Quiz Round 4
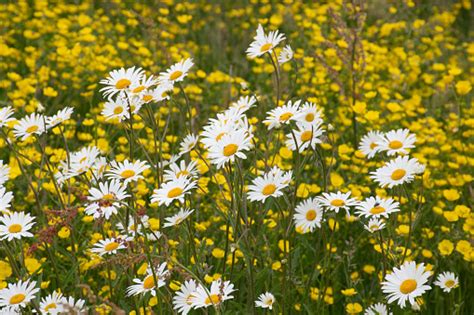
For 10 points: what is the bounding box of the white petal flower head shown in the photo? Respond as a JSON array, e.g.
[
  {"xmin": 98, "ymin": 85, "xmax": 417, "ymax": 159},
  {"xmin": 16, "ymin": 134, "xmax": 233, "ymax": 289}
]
[
  {"xmin": 0, "ymin": 279, "xmax": 39, "ymax": 310},
  {"xmin": 159, "ymin": 58, "xmax": 194, "ymax": 84},
  {"xmin": 149, "ymin": 81, "xmax": 174, "ymax": 103},
  {"xmin": 151, "ymin": 176, "xmax": 197, "ymax": 206},
  {"xmin": 13, "ymin": 113, "xmax": 47, "ymax": 141},
  {"xmin": 364, "ymin": 303, "xmax": 392, "ymax": 315},
  {"xmin": 355, "ymin": 196, "xmax": 400, "ymax": 219},
  {"xmin": 129, "ymin": 74, "xmax": 159, "ymax": 96},
  {"xmin": 100, "ymin": 66, "xmax": 144, "ymax": 98},
  {"xmin": 91, "ymin": 236, "xmax": 128, "ymax": 256},
  {"xmin": 359, "ymin": 131, "xmax": 385, "ymax": 159},
  {"xmin": 191, "ymin": 279, "xmax": 235, "ymax": 309},
  {"xmin": 107, "ymin": 159, "xmax": 150, "ymax": 184},
  {"xmin": 370, "ymin": 156, "xmax": 425, "ymax": 188},
  {"xmin": 179, "ymin": 134, "xmax": 199, "ymax": 155},
  {"xmin": 59, "ymin": 296, "xmax": 86, "ymax": 314},
  {"xmin": 317, "ymin": 191, "xmax": 359, "ymax": 215},
  {"xmin": 363, "ymin": 217, "xmax": 386, "ymax": 233},
  {"xmin": 0, "ymin": 160, "xmax": 10, "ymax": 186},
  {"xmin": 85, "ymin": 180, "xmax": 130, "ymax": 219},
  {"xmin": 126, "ymin": 262, "xmax": 169, "ymax": 297},
  {"xmin": 294, "ymin": 101, "xmax": 323, "ymax": 128},
  {"xmin": 46, "ymin": 107, "xmax": 74, "ymax": 128},
  {"xmin": 255, "ymin": 292, "xmax": 276, "ymax": 310},
  {"xmin": 434, "ymin": 271, "xmax": 459, "ymax": 293},
  {"xmin": 173, "ymin": 279, "xmax": 198, "ymax": 315},
  {"xmin": 230, "ymin": 95, "xmax": 257, "ymax": 113},
  {"xmin": 377, "ymin": 128, "xmax": 416, "ymax": 156},
  {"xmin": 163, "ymin": 160, "xmax": 199, "ymax": 181},
  {"xmin": 381, "ymin": 261, "xmax": 431, "ymax": 308},
  {"xmin": 0, "ymin": 212, "xmax": 35, "ymax": 241},
  {"xmin": 0, "ymin": 106, "xmax": 15, "ymax": 128},
  {"xmin": 0, "ymin": 187, "xmax": 13, "ymax": 214},
  {"xmin": 39, "ymin": 291, "xmax": 64, "ymax": 314},
  {"xmin": 208, "ymin": 128, "xmax": 252, "ymax": 169},
  {"xmin": 163, "ymin": 208, "xmax": 194, "ymax": 228},
  {"xmin": 246, "ymin": 24, "xmax": 286, "ymax": 58},
  {"xmin": 247, "ymin": 166, "xmax": 292, "ymax": 203},
  {"xmin": 101, "ymin": 97, "xmax": 130, "ymax": 122},
  {"xmin": 285, "ymin": 123, "xmax": 325, "ymax": 153},
  {"xmin": 293, "ymin": 198, "xmax": 324, "ymax": 233},
  {"xmin": 278, "ymin": 45, "xmax": 293, "ymax": 64},
  {"xmin": 263, "ymin": 100, "xmax": 301, "ymax": 130}
]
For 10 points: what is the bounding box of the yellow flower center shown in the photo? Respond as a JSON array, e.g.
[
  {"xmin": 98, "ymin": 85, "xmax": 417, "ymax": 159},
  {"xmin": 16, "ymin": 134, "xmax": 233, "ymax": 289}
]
[
  {"xmin": 104, "ymin": 242, "xmax": 119, "ymax": 252},
  {"xmin": 306, "ymin": 209, "xmax": 317, "ymax": 221},
  {"xmin": 388, "ymin": 140, "xmax": 403, "ymax": 150},
  {"xmin": 113, "ymin": 106, "xmax": 124, "ymax": 115},
  {"xmin": 143, "ymin": 94, "xmax": 153, "ymax": 102},
  {"xmin": 300, "ymin": 131, "xmax": 312, "ymax": 142},
  {"xmin": 391, "ymin": 169, "xmax": 406, "ymax": 180},
  {"xmin": 9, "ymin": 293, "xmax": 26, "ymax": 305},
  {"xmin": 370, "ymin": 206, "xmax": 385, "ymax": 215},
  {"xmin": 205, "ymin": 294, "xmax": 221, "ymax": 305},
  {"xmin": 330, "ymin": 199, "xmax": 345, "ymax": 207},
  {"xmin": 44, "ymin": 303, "xmax": 57, "ymax": 311},
  {"xmin": 102, "ymin": 193, "xmax": 114, "ymax": 200},
  {"xmin": 8, "ymin": 224, "xmax": 22, "ymax": 233},
  {"xmin": 279, "ymin": 112, "xmax": 293, "ymax": 122},
  {"xmin": 132, "ymin": 85, "xmax": 145, "ymax": 93},
  {"xmin": 167, "ymin": 187, "xmax": 183, "ymax": 198},
  {"xmin": 186, "ymin": 294, "xmax": 195, "ymax": 305},
  {"xmin": 400, "ymin": 279, "xmax": 417, "ymax": 294},
  {"xmin": 176, "ymin": 170, "xmax": 189, "ymax": 178},
  {"xmin": 305, "ymin": 113, "xmax": 315, "ymax": 122},
  {"xmin": 115, "ymin": 78, "xmax": 131, "ymax": 90},
  {"xmin": 26, "ymin": 125, "xmax": 39, "ymax": 133},
  {"xmin": 262, "ymin": 184, "xmax": 276, "ymax": 196},
  {"xmin": 120, "ymin": 170, "xmax": 136, "ymax": 179},
  {"xmin": 369, "ymin": 224, "xmax": 379, "ymax": 230},
  {"xmin": 215, "ymin": 132, "xmax": 226, "ymax": 141},
  {"xmin": 445, "ymin": 280, "xmax": 455, "ymax": 288},
  {"xmin": 223, "ymin": 144, "xmax": 238, "ymax": 157},
  {"xmin": 370, "ymin": 142, "xmax": 377, "ymax": 149},
  {"xmin": 143, "ymin": 275, "xmax": 155, "ymax": 290},
  {"xmin": 169, "ymin": 71, "xmax": 183, "ymax": 81},
  {"xmin": 260, "ymin": 43, "xmax": 272, "ymax": 52}
]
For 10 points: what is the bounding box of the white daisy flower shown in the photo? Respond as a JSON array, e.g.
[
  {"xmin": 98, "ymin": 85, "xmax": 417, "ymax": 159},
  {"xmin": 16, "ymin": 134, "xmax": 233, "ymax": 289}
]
[
  {"xmin": 370, "ymin": 156, "xmax": 425, "ymax": 188},
  {"xmin": 359, "ymin": 131, "xmax": 384, "ymax": 159},
  {"xmin": 247, "ymin": 166, "xmax": 292, "ymax": 203},
  {"xmin": 107, "ymin": 159, "xmax": 150, "ymax": 184},
  {"xmin": 381, "ymin": 261, "xmax": 431, "ymax": 308},
  {"xmin": 91, "ymin": 236, "xmax": 128, "ymax": 256},
  {"xmin": 230, "ymin": 95, "xmax": 257, "ymax": 112},
  {"xmin": 56, "ymin": 146, "xmax": 102, "ymax": 183},
  {"xmin": 434, "ymin": 272, "xmax": 459, "ymax": 293},
  {"xmin": 126, "ymin": 262, "xmax": 169, "ymax": 297},
  {"xmin": 294, "ymin": 101, "xmax": 323, "ymax": 128},
  {"xmin": 355, "ymin": 196, "xmax": 400, "ymax": 218},
  {"xmin": 255, "ymin": 292, "xmax": 276, "ymax": 310},
  {"xmin": 0, "ymin": 212, "xmax": 35, "ymax": 241},
  {"xmin": 285, "ymin": 123, "xmax": 324, "ymax": 153},
  {"xmin": 191, "ymin": 279, "xmax": 235, "ymax": 309},
  {"xmin": 101, "ymin": 97, "xmax": 130, "ymax": 122},
  {"xmin": 364, "ymin": 302, "xmax": 392, "ymax": 315},
  {"xmin": 149, "ymin": 81, "xmax": 174, "ymax": 103},
  {"xmin": 84, "ymin": 180, "xmax": 130, "ymax": 219},
  {"xmin": 91, "ymin": 157, "xmax": 108, "ymax": 183},
  {"xmin": 293, "ymin": 198, "xmax": 323, "ymax": 233},
  {"xmin": 0, "ymin": 106, "xmax": 15, "ymax": 128},
  {"xmin": 59, "ymin": 296, "xmax": 86, "ymax": 314},
  {"xmin": 39, "ymin": 291, "xmax": 64, "ymax": 314},
  {"xmin": 0, "ymin": 279, "xmax": 39, "ymax": 310},
  {"xmin": 263, "ymin": 100, "xmax": 301, "ymax": 130},
  {"xmin": 179, "ymin": 134, "xmax": 199, "ymax": 155},
  {"xmin": 0, "ymin": 187, "xmax": 13, "ymax": 214},
  {"xmin": 46, "ymin": 107, "xmax": 74, "ymax": 128},
  {"xmin": 363, "ymin": 217, "xmax": 386, "ymax": 233},
  {"xmin": 100, "ymin": 66, "xmax": 144, "ymax": 98},
  {"xmin": 13, "ymin": 113, "xmax": 47, "ymax": 140},
  {"xmin": 246, "ymin": 24, "xmax": 286, "ymax": 59},
  {"xmin": 151, "ymin": 176, "xmax": 197, "ymax": 206},
  {"xmin": 208, "ymin": 128, "xmax": 252, "ymax": 169},
  {"xmin": 129, "ymin": 74, "xmax": 159, "ymax": 95},
  {"xmin": 159, "ymin": 58, "xmax": 194, "ymax": 84},
  {"xmin": 163, "ymin": 208, "xmax": 194, "ymax": 228},
  {"xmin": 377, "ymin": 128, "xmax": 416, "ymax": 156},
  {"xmin": 317, "ymin": 191, "xmax": 359, "ymax": 216},
  {"xmin": 164, "ymin": 160, "xmax": 199, "ymax": 181},
  {"xmin": 0, "ymin": 306, "xmax": 20, "ymax": 314},
  {"xmin": 0, "ymin": 160, "xmax": 10, "ymax": 186},
  {"xmin": 173, "ymin": 279, "xmax": 198, "ymax": 315},
  {"xmin": 278, "ymin": 45, "xmax": 293, "ymax": 64}
]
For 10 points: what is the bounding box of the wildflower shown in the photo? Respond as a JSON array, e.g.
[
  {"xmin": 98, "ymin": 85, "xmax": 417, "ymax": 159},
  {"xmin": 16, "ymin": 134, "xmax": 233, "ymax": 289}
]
[
  {"xmin": 363, "ymin": 218, "xmax": 386, "ymax": 233},
  {"xmin": 164, "ymin": 160, "xmax": 199, "ymax": 181},
  {"xmin": 46, "ymin": 107, "xmax": 74, "ymax": 128},
  {"xmin": 13, "ymin": 113, "xmax": 47, "ymax": 140},
  {"xmin": 263, "ymin": 100, "xmax": 301, "ymax": 130},
  {"xmin": 151, "ymin": 176, "xmax": 197, "ymax": 206},
  {"xmin": 346, "ymin": 303, "xmax": 363, "ymax": 314},
  {"xmin": 149, "ymin": 81, "xmax": 174, "ymax": 103},
  {"xmin": 101, "ymin": 97, "xmax": 130, "ymax": 121},
  {"xmin": 191, "ymin": 279, "xmax": 235, "ymax": 308},
  {"xmin": 56, "ymin": 146, "xmax": 102, "ymax": 182},
  {"xmin": 0, "ymin": 212, "xmax": 35, "ymax": 241},
  {"xmin": 285, "ymin": 123, "xmax": 325, "ymax": 153},
  {"xmin": 247, "ymin": 166, "xmax": 293, "ymax": 203},
  {"xmin": 0, "ymin": 279, "xmax": 39, "ymax": 310},
  {"xmin": 294, "ymin": 101, "xmax": 323, "ymax": 127},
  {"xmin": 377, "ymin": 129, "xmax": 416, "ymax": 156},
  {"xmin": 381, "ymin": 261, "xmax": 431, "ymax": 308},
  {"xmin": 173, "ymin": 279, "xmax": 198, "ymax": 315},
  {"xmin": 0, "ymin": 106, "xmax": 15, "ymax": 128},
  {"xmin": 60, "ymin": 296, "xmax": 86, "ymax": 313},
  {"xmin": 434, "ymin": 272, "xmax": 459, "ymax": 293},
  {"xmin": 100, "ymin": 66, "xmax": 144, "ymax": 98},
  {"xmin": 317, "ymin": 191, "xmax": 359, "ymax": 216},
  {"xmin": 179, "ymin": 134, "xmax": 199, "ymax": 155},
  {"xmin": 364, "ymin": 303, "xmax": 392, "ymax": 315},
  {"xmin": 359, "ymin": 131, "xmax": 384, "ymax": 159},
  {"xmin": 129, "ymin": 74, "xmax": 158, "ymax": 95},
  {"xmin": 159, "ymin": 58, "xmax": 194, "ymax": 84},
  {"xmin": 438, "ymin": 239, "xmax": 454, "ymax": 256},
  {"xmin": 126, "ymin": 262, "xmax": 169, "ymax": 296},
  {"xmin": 116, "ymin": 215, "xmax": 156, "ymax": 239},
  {"xmin": 230, "ymin": 95, "xmax": 257, "ymax": 112},
  {"xmin": 0, "ymin": 187, "xmax": 13, "ymax": 213},
  {"xmin": 91, "ymin": 236, "xmax": 128, "ymax": 256},
  {"xmin": 39, "ymin": 291, "xmax": 64, "ymax": 314},
  {"xmin": 85, "ymin": 180, "xmax": 130, "ymax": 219},
  {"xmin": 293, "ymin": 198, "xmax": 323, "ymax": 233},
  {"xmin": 278, "ymin": 45, "xmax": 293, "ymax": 64},
  {"xmin": 208, "ymin": 128, "xmax": 252, "ymax": 169},
  {"xmin": 255, "ymin": 292, "xmax": 275, "ymax": 310},
  {"xmin": 107, "ymin": 160, "xmax": 150, "ymax": 184},
  {"xmin": 246, "ymin": 24, "xmax": 285, "ymax": 58},
  {"xmin": 163, "ymin": 208, "xmax": 194, "ymax": 228},
  {"xmin": 355, "ymin": 196, "xmax": 400, "ymax": 218},
  {"xmin": 455, "ymin": 80, "xmax": 472, "ymax": 95},
  {"xmin": 370, "ymin": 156, "xmax": 425, "ymax": 188},
  {"xmin": 0, "ymin": 160, "xmax": 10, "ymax": 186}
]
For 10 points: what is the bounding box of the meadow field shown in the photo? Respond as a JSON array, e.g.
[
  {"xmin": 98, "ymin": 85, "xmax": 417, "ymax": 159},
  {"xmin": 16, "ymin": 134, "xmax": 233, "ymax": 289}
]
[{"xmin": 0, "ymin": 0, "xmax": 473, "ymax": 314}]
